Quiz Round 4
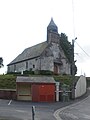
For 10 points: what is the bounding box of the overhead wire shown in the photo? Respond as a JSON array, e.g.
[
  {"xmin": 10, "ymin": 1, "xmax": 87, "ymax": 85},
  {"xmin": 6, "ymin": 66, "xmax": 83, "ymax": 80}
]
[
  {"xmin": 72, "ymin": 0, "xmax": 76, "ymax": 38},
  {"xmin": 75, "ymin": 41, "xmax": 90, "ymax": 58},
  {"xmin": 75, "ymin": 52, "xmax": 87, "ymax": 62},
  {"xmin": 72, "ymin": 0, "xmax": 90, "ymax": 76},
  {"xmin": 72, "ymin": 0, "xmax": 90, "ymax": 58}
]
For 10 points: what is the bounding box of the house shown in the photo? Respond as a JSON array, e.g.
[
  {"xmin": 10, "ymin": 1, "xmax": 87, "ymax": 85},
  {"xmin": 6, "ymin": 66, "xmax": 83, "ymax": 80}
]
[{"xmin": 7, "ymin": 18, "xmax": 71, "ymax": 75}]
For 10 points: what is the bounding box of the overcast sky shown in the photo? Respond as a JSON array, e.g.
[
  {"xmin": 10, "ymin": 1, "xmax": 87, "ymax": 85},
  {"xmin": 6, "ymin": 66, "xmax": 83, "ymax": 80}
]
[{"xmin": 0, "ymin": 0, "xmax": 90, "ymax": 76}]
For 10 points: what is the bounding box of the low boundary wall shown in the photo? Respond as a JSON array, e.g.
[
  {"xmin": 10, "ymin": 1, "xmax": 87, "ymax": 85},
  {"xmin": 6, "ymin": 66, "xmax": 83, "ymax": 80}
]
[
  {"xmin": 0, "ymin": 89, "xmax": 16, "ymax": 100},
  {"xmin": 75, "ymin": 75, "xmax": 86, "ymax": 98}
]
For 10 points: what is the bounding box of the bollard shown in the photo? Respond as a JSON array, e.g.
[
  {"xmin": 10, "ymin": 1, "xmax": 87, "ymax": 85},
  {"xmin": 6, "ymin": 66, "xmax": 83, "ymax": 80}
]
[{"xmin": 32, "ymin": 106, "xmax": 35, "ymax": 120}]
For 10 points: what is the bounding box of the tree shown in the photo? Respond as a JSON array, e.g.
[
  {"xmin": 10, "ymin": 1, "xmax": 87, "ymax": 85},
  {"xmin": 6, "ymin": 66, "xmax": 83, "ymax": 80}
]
[
  {"xmin": 60, "ymin": 33, "xmax": 77, "ymax": 75},
  {"xmin": 0, "ymin": 57, "xmax": 4, "ymax": 68}
]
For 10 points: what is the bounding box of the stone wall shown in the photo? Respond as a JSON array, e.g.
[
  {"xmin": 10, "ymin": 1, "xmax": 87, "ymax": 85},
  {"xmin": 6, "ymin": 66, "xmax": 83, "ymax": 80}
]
[
  {"xmin": 40, "ymin": 56, "xmax": 53, "ymax": 71},
  {"xmin": 49, "ymin": 42, "xmax": 71, "ymax": 74},
  {"xmin": 8, "ymin": 57, "xmax": 40, "ymax": 72},
  {"xmin": 8, "ymin": 56, "xmax": 54, "ymax": 73},
  {"xmin": 8, "ymin": 41, "xmax": 71, "ymax": 75}
]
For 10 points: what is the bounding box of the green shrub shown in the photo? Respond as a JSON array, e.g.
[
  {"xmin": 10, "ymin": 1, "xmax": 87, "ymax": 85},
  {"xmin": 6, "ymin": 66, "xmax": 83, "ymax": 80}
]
[
  {"xmin": 7, "ymin": 70, "xmax": 34, "ymax": 75},
  {"xmin": 54, "ymin": 75, "xmax": 72, "ymax": 86},
  {"xmin": 39, "ymin": 70, "xmax": 53, "ymax": 75},
  {"xmin": 0, "ymin": 75, "xmax": 16, "ymax": 89},
  {"xmin": 23, "ymin": 70, "xmax": 34, "ymax": 75},
  {"xmin": 7, "ymin": 72, "xmax": 21, "ymax": 75}
]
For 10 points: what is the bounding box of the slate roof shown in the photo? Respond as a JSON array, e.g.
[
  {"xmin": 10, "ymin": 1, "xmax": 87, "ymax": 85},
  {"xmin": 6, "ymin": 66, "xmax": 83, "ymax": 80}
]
[
  {"xmin": 8, "ymin": 41, "xmax": 48, "ymax": 65},
  {"xmin": 16, "ymin": 76, "xmax": 55, "ymax": 83}
]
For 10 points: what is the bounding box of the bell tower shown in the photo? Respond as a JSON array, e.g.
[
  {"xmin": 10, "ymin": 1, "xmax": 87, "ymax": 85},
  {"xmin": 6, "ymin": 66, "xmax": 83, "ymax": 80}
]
[{"xmin": 47, "ymin": 18, "xmax": 60, "ymax": 44}]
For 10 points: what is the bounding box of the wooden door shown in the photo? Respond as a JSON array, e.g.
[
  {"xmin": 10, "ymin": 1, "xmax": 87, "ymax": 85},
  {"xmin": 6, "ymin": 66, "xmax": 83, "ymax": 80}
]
[{"xmin": 54, "ymin": 64, "xmax": 58, "ymax": 74}]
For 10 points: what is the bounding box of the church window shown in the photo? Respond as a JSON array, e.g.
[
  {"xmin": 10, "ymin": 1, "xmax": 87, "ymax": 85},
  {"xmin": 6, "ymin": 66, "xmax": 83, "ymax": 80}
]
[
  {"xmin": 33, "ymin": 65, "xmax": 35, "ymax": 68},
  {"xmin": 26, "ymin": 61, "xmax": 28, "ymax": 69},
  {"xmin": 14, "ymin": 64, "xmax": 16, "ymax": 72}
]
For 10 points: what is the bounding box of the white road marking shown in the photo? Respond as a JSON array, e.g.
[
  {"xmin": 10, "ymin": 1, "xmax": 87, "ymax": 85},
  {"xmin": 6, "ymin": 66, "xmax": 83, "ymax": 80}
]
[
  {"xmin": 53, "ymin": 106, "xmax": 69, "ymax": 120},
  {"xmin": 15, "ymin": 110, "xmax": 27, "ymax": 113},
  {"xmin": 8, "ymin": 100, "xmax": 12, "ymax": 105},
  {"xmin": 60, "ymin": 112, "xmax": 79, "ymax": 119},
  {"xmin": 54, "ymin": 95, "xmax": 90, "ymax": 120}
]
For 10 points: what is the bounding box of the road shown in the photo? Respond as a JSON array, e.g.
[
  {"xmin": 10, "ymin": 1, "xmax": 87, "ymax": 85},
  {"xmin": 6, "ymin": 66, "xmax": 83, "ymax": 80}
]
[
  {"xmin": 55, "ymin": 94, "xmax": 90, "ymax": 120},
  {"xmin": 0, "ymin": 89, "xmax": 89, "ymax": 120},
  {"xmin": 0, "ymin": 97, "xmax": 76, "ymax": 120},
  {"xmin": 0, "ymin": 99, "xmax": 57, "ymax": 120}
]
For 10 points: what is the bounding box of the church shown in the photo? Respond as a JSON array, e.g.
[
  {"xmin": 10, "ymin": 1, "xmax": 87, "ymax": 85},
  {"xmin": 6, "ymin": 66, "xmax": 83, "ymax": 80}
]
[{"xmin": 7, "ymin": 18, "xmax": 71, "ymax": 75}]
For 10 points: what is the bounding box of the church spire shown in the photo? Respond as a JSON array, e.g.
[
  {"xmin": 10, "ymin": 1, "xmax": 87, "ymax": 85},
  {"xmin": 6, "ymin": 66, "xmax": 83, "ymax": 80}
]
[
  {"xmin": 47, "ymin": 18, "xmax": 59, "ymax": 44},
  {"xmin": 47, "ymin": 18, "xmax": 58, "ymax": 33}
]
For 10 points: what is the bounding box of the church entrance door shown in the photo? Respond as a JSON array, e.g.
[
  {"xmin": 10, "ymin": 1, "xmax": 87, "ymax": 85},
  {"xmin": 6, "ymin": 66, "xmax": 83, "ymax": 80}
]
[{"xmin": 54, "ymin": 63, "xmax": 58, "ymax": 74}]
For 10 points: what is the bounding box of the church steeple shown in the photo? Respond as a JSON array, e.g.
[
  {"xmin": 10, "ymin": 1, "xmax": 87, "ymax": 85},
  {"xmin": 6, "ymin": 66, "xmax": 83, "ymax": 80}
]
[
  {"xmin": 47, "ymin": 18, "xmax": 59, "ymax": 44},
  {"xmin": 47, "ymin": 18, "xmax": 58, "ymax": 33}
]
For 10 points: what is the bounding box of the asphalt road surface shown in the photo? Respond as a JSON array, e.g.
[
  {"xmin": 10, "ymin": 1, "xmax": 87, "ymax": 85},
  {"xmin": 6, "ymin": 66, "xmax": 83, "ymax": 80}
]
[
  {"xmin": 0, "ymin": 88, "xmax": 90, "ymax": 120},
  {"xmin": 55, "ymin": 89, "xmax": 90, "ymax": 120},
  {"xmin": 0, "ymin": 99, "xmax": 57, "ymax": 120},
  {"xmin": 0, "ymin": 99, "xmax": 78, "ymax": 120}
]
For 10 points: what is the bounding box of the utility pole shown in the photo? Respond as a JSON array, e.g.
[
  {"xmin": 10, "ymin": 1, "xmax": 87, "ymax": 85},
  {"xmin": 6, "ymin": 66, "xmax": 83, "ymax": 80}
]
[
  {"xmin": 71, "ymin": 37, "xmax": 77, "ymax": 76},
  {"xmin": 71, "ymin": 39, "xmax": 75, "ymax": 76},
  {"xmin": 71, "ymin": 37, "xmax": 77, "ymax": 99}
]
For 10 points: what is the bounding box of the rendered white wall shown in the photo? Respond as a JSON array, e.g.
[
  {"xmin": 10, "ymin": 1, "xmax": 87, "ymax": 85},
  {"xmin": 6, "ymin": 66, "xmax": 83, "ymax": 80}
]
[{"xmin": 75, "ymin": 75, "xmax": 86, "ymax": 98}]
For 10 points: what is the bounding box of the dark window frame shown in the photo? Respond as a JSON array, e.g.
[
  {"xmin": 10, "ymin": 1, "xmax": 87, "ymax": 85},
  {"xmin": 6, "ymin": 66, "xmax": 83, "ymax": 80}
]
[
  {"xmin": 33, "ymin": 64, "xmax": 35, "ymax": 68},
  {"xmin": 14, "ymin": 64, "xmax": 16, "ymax": 71},
  {"xmin": 26, "ymin": 61, "xmax": 28, "ymax": 69}
]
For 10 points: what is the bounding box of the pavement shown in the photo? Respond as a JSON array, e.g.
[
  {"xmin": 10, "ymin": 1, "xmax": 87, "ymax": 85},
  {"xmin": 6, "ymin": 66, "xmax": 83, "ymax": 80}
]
[{"xmin": 0, "ymin": 88, "xmax": 90, "ymax": 120}]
